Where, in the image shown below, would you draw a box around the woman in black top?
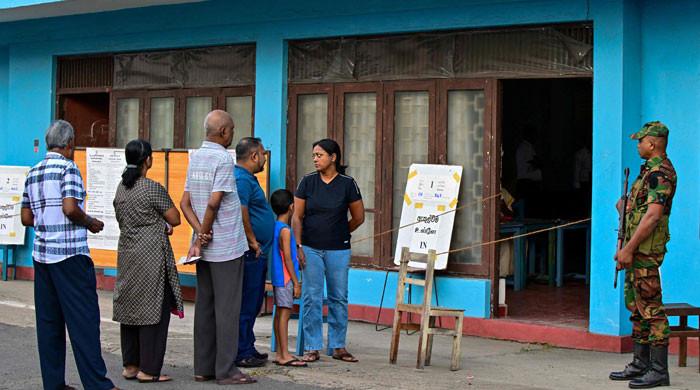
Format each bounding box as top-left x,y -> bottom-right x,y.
292,138 -> 365,363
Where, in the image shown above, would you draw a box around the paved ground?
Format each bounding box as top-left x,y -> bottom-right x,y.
0,280 -> 698,389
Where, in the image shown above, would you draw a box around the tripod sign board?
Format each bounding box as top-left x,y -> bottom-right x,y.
393,164 -> 463,270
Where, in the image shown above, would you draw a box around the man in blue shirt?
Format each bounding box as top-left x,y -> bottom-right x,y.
234,137 -> 276,367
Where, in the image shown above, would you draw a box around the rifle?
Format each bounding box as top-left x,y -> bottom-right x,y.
614,167 -> 630,289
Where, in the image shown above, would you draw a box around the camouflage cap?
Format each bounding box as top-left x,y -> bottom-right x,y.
630,121 -> 669,139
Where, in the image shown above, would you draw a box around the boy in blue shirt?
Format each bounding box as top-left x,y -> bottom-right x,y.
270,189 -> 306,367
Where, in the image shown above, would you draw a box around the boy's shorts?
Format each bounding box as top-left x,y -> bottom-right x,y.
274,281 -> 294,309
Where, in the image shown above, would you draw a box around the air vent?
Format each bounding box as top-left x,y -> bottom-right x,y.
57,55 -> 113,90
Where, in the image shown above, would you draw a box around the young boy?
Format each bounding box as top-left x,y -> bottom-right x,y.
270,189 -> 307,367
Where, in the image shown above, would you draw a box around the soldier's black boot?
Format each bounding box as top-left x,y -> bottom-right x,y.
628,344 -> 670,388
610,343 -> 650,381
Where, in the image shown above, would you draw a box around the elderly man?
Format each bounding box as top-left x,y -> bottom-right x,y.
234,137 -> 275,367
21,120 -> 117,390
180,110 -> 255,385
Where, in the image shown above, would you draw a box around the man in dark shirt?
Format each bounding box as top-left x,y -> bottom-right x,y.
234,137 -> 276,367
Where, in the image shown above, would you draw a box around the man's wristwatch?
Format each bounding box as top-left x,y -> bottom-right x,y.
296,243 -> 303,249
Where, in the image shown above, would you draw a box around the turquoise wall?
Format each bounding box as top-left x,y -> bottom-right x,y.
2,0 -> 697,331
638,0 -> 700,328
587,0 -> 641,337
0,47 -> 7,156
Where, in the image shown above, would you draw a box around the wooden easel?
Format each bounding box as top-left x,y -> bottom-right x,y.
389,247 -> 464,370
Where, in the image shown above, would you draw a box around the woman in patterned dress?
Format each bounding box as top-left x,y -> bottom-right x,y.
112,140 -> 184,383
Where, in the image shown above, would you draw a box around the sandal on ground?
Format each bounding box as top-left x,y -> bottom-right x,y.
274,358 -> 308,367
194,375 -> 215,382
216,372 -> 257,385
301,350 -> 320,362
136,373 -> 172,383
332,350 -> 358,363
122,366 -> 138,380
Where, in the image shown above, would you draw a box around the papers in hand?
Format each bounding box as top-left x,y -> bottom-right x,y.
178,256 -> 201,265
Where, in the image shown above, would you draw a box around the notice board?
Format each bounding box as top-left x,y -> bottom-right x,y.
393,164 -> 463,270
0,166 -> 30,245
74,148 -> 270,273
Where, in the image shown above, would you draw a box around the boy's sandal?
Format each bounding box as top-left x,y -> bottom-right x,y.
301,350 -> 320,362
274,358 -> 308,367
332,350 -> 359,363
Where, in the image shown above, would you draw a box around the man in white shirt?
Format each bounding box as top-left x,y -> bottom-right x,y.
180,110 -> 255,385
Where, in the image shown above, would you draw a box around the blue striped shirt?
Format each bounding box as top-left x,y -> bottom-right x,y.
22,152 -> 90,264
185,141 -> 248,262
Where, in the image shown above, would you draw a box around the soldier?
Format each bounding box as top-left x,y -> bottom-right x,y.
609,121 -> 677,388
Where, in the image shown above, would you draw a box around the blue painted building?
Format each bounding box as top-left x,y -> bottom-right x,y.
0,0 -> 698,350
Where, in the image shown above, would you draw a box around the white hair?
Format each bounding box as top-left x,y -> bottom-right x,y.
45,120 -> 75,149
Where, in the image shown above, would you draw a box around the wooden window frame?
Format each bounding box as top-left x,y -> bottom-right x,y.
436,79 -> 500,277
221,86 -> 256,145
334,82 -> 384,266
287,79 -> 500,280
381,80 -> 438,267
143,90 -> 179,148
286,83 -> 334,190
109,90 -> 147,146
109,86 -> 255,150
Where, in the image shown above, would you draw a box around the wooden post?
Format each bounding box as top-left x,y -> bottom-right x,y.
425,316 -> 435,366
389,247 -> 409,364
417,250 -> 436,369
451,313 -> 463,371
679,315 -> 687,367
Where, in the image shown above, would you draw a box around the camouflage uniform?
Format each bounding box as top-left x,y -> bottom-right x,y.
623,124 -> 677,346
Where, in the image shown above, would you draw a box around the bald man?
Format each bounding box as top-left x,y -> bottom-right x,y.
181,110 -> 256,385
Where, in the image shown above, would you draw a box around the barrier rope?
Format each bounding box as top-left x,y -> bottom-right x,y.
350,193 -> 502,245
436,217 -> 591,256
347,191 -> 591,263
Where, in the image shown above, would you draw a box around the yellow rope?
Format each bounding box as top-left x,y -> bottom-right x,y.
436,218 -> 591,256
350,192 -> 502,245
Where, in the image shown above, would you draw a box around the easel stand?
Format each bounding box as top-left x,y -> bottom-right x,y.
389,247 -> 464,370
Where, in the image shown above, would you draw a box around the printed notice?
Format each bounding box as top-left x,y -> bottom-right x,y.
394,164 -> 463,270
0,166 -> 30,245
86,148 -> 126,250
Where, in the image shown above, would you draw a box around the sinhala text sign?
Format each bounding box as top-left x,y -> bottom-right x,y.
86,148 -> 126,250
393,164 -> 463,270
0,166 -> 30,245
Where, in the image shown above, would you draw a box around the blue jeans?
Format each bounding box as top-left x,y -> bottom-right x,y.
301,246 -> 351,351
34,255 -> 115,390
237,250 -> 268,360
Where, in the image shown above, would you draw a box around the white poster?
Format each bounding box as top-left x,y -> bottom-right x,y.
0,166 -> 30,246
394,164 -> 463,270
86,148 -> 126,250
